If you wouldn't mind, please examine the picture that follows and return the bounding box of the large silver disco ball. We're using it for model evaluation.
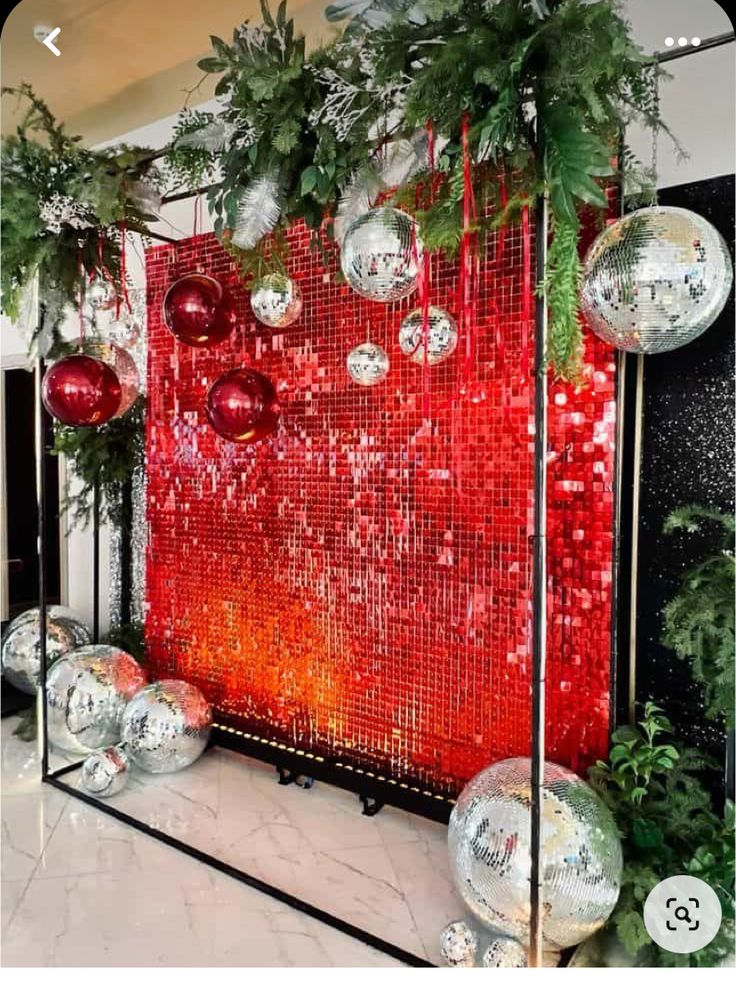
[46,645,147,753]
[1,606,91,695]
[121,679,212,774]
[448,757,622,951]
[398,306,458,365]
[80,744,130,797]
[346,340,390,386]
[250,274,303,328]
[580,206,733,354]
[340,208,422,303]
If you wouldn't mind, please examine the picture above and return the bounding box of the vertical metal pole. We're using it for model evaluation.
[34,345,49,778]
[529,186,549,965]
[627,354,644,722]
[92,476,101,642]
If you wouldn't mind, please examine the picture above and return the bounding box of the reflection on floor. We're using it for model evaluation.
[1,718,463,967]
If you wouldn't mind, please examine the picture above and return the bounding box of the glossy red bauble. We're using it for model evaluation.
[205,368,280,443]
[42,355,122,427]
[162,274,236,347]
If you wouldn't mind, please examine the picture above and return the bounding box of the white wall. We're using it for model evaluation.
[2,1,734,631]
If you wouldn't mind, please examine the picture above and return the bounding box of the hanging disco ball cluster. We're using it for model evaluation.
[339,207,459,387]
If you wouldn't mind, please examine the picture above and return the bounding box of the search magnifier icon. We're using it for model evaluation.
[674,906,692,924]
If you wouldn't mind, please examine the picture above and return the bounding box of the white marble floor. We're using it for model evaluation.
[1,717,462,967]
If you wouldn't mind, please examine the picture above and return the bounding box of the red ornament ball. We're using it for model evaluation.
[205,368,280,444]
[42,355,122,427]
[162,274,236,347]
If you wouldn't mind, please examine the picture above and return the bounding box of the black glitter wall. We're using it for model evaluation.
[634,174,734,765]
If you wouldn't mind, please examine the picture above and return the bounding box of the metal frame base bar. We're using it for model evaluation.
[43,771,434,968]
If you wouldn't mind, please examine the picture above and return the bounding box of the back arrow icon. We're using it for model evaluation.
[42,27,61,56]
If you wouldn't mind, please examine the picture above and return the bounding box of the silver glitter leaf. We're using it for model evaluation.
[231,174,284,250]
[175,120,236,153]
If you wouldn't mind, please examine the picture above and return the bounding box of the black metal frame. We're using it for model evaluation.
[34,28,734,968]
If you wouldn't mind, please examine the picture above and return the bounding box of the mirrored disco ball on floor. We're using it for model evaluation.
[439,920,479,968]
[250,274,303,328]
[580,206,733,354]
[340,208,422,302]
[80,744,130,797]
[398,306,458,365]
[448,757,622,951]
[121,679,212,774]
[481,936,527,968]
[1,606,91,695]
[46,645,147,753]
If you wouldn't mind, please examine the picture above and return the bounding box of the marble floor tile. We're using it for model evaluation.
[0,717,431,967]
[59,745,459,962]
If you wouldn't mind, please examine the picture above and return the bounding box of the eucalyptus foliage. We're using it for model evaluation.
[188,0,664,379]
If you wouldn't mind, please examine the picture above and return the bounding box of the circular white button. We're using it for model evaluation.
[644,875,723,954]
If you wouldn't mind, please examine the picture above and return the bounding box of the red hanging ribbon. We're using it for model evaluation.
[521,204,532,383]
[459,114,476,390]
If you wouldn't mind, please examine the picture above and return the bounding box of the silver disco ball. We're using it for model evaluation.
[80,744,130,797]
[448,757,622,951]
[250,274,303,328]
[346,340,390,386]
[1,606,91,695]
[580,206,733,354]
[340,208,422,302]
[481,936,527,968]
[398,306,458,365]
[46,645,147,753]
[439,920,479,968]
[87,276,117,311]
[121,679,212,774]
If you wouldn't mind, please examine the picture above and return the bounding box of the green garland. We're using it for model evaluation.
[1,85,160,336]
[179,0,665,380]
[52,397,146,529]
[585,703,734,967]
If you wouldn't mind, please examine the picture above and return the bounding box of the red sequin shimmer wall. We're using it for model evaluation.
[144,215,615,796]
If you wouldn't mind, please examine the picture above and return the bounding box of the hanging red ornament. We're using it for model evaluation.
[162,274,236,347]
[42,355,122,427]
[205,368,280,443]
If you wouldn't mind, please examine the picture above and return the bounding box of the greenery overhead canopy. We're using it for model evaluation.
[181,0,665,380]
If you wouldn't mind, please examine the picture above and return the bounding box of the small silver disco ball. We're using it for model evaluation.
[1,606,91,695]
[398,306,458,365]
[448,757,622,951]
[46,645,147,753]
[121,679,212,774]
[439,920,479,968]
[340,208,422,303]
[250,274,303,328]
[87,277,117,311]
[80,744,130,797]
[346,341,390,386]
[580,206,733,354]
[481,936,527,968]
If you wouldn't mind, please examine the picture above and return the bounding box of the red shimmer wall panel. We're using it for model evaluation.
[144,213,615,796]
